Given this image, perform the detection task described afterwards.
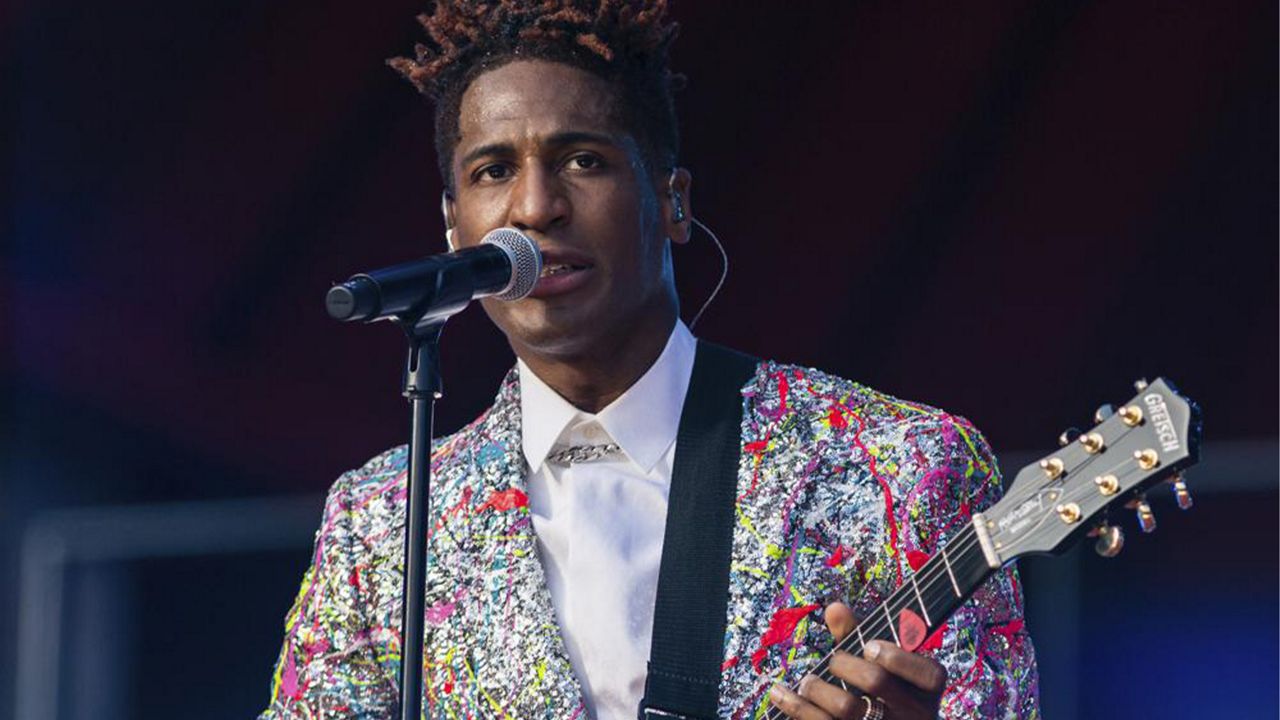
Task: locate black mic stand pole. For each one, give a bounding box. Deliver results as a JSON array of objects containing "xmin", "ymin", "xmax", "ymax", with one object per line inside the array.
[{"xmin": 396, "ymin": 319, "xmax": 443, "ymax": 720}]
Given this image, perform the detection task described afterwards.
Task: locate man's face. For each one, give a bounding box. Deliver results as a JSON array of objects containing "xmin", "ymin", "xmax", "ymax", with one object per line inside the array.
[{"xmin": 449, "ymin": 59, "xmax": 677, "ymax": 360}]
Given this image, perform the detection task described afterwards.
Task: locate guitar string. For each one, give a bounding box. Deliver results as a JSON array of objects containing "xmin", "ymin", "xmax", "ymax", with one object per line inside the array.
[{"xmin": 762, "ymin": 424, "xmax": 1154, "ymax": 717}]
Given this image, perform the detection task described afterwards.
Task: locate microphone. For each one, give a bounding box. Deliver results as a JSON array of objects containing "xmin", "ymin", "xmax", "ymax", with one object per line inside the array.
[{"xmin": 325, "ymin": 228, "xmax": 542, "ymax": 324}]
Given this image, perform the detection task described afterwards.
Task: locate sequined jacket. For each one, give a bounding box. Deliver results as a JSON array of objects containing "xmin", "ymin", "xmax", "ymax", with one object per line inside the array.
[{"xmin": 261, "ymin": 361, "xmax": 1040, "ymax": 719}]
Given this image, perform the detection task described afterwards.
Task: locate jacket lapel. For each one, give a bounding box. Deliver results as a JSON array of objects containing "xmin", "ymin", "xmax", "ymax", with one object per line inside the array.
[{"xmin": 424, "ymin": 370, "xmax": 587, "ymax": 718}]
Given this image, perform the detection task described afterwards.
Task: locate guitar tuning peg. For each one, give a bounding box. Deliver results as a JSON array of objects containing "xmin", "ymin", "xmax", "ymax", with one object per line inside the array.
[
  {"xmin": 1058, "ymin": 427, "xmax": 1081, "ymax": 447},
  {"xmin": 1134, "ymin": 378, "xmax": 1149, "ymax": 391},
  {"xmin": 1126, "ymin": 495, "xmax": 1157, "ymax": 533},
  {"xmin": 1090, "ymin": 523, "xmax": 1125, "ymax": 558},
  {"xmin": 1093, "ymin": 404, "xmax": 1115, "ymax": 424},
  {"xmin": 1171, "ymin": 473, "xmax": 1193, "ymax": 510}
]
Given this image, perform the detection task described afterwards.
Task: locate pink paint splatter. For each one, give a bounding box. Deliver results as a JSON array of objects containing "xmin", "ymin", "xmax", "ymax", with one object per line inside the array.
[{"xmin": 281, "ymin": 646, "xmax": 300, "ymax": 699}]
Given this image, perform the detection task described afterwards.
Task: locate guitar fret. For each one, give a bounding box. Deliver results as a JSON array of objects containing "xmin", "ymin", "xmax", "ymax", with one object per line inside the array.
[
  {"xmin": 941, "ymin": 545, "xmax": 963, "ymax": 597},
  {"xmin": 855, "ymin": 623, "xmax": 866, "ymax": 649},
  {"xmin": 882, "ymin": 602, "xmax": 900, "ymax": 645},
  {"xmin": 909, "ymin": 572, "xmax": 933, "ymax": 626}
]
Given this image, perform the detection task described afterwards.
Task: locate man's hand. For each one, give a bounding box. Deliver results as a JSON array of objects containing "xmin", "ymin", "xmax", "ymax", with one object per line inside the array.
[{"xmin": 768, "ymin": 602, "xmax": 947, "ymax": 719}]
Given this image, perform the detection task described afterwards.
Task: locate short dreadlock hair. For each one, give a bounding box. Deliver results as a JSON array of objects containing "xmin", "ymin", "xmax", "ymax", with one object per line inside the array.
[{"xmin": 388, "ymin": 0, "xmax": 684, "ymax": 190}]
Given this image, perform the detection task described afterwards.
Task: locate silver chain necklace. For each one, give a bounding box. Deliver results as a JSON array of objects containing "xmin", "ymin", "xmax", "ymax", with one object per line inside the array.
[{"xmin": 546, "ymin": 443, "xmax": 623, "ymax": 466}]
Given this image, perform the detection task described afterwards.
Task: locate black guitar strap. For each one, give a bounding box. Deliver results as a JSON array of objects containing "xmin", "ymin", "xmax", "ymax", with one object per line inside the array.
[{"xmin": 639, "ymin": 340, "xmax": 758, "ymax": 720}]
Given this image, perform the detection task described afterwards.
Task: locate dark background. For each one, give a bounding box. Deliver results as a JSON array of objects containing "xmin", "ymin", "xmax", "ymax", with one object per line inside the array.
[{"xmin": 4, "ymin": 1, "xmax": 1276, "ymax": 718}]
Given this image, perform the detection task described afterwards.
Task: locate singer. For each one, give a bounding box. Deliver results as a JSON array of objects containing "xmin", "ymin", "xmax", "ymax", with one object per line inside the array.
[{"xmin": 260, "ymin": 2, "xmax": 1038, "ymax": 719}]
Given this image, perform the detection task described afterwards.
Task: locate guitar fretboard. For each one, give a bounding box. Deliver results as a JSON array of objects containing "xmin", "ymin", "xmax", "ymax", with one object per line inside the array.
[{"xmin": 762, "ymin": 521, "xmax": 994, "ymax": 719}]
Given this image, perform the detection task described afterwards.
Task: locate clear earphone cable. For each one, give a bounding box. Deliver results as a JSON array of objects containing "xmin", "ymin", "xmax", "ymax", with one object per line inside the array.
[{"xmin": 688, "ymin": 216, "xmax": 728, "ymax": 330}]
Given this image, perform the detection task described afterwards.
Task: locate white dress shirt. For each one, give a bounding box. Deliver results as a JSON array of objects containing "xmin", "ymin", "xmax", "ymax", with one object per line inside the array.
[{"xmin": 519, "ymin": 321, "xmax": 696, "ymax": 720}]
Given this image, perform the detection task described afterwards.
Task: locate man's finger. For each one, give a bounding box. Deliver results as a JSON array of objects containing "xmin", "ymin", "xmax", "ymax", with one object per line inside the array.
[
  {"xmin": 769, "ymin": 683, "xmax": 834, "ymax": 720},
  {"xmin": 823, "ymin": 602, "xmax": 857, "ymax": 643},
  {"xmin": 861, "ymin": 640, "xmax": 948, "ymax": 695},
  {"xmin": 796, "ymin": 674, "xmax": 870, "ymax": 720},
  {"xmin": 827, "ymin": 651, "xmax": 924, "ymax": 713}
]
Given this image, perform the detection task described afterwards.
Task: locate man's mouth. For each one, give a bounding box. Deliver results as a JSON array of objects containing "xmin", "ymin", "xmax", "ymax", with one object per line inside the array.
[
  {"xmin": 530, "ymin": 249, "xmax": 594, "ymax": 298},
  {"xmin": 540, "ymin": 262, "xmax": 589, "ymax": 278}
]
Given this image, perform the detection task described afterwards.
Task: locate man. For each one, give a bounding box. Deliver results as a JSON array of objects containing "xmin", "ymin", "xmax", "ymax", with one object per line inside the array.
[{"xmin": 261, "ymin": 2, "xmax": 1039, "ymax": 718}]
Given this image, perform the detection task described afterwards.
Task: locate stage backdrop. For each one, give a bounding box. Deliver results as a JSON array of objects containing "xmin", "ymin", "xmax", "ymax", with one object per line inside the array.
[{"xmin": 4, "ymin": 1, "xmax": 1276, "ymax": 718}]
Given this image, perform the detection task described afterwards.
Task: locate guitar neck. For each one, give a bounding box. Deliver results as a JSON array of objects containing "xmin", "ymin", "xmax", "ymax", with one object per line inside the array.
[
  {"xmin": 812, "ymin": 520, "xmax": 996, "ymax": 677},
  {"xmin": 762, "ymin": 521, "xmax": 998, "ymax": 718}
]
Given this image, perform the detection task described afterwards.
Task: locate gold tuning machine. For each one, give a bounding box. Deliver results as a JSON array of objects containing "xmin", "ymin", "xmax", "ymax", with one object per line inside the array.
[
  {"xmin": 1134, "ymin": 448, "xmax": 1160, "ymax": 470},
  {"xmin": 1171, "ymin": 473, "xmax": 1194, "ymax": 510},
  {"xmin": 1093, "ymin": 404, "xmax": 1115, "ymax": 423},
  {"xmin": 1094, "ymin": 474, "xmax": 1120, "ymax": 495},
  {"xmin": 1079, "ymin": 432, "xmax": 1105, "ymax": 454},
  {"xmin": 1126, "ymin": 495, "xmax": 1157, "ymax": 533},
  {"xmin": 1058, "ymin": 427, "xmax": 1081, "ymax": 447},
  {"xmin": 1040, "ymin": 457, "xmax": 1065, "ymax": 480},
  {"xmin": 1118, "ymin": 405, "xmax": 1143, "ymax": 426},
  {"xmin": 1090, "ymin": 524, "xmax": 1125, "ymax": 558},
  {"xmin": 1056, "ymin": 502, "xmax": 1082, "ymax": 524}
]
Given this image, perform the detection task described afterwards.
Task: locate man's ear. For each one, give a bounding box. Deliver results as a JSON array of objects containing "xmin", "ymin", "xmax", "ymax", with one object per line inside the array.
[{"xmin": 663, "ymin": 167, "xmax": 693, "ymax": 245}]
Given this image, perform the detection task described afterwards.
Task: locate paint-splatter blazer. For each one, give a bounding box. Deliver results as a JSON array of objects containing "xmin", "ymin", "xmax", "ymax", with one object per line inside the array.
[{"xmin": 261, "ymin": 361, "xmax": 1040, "ymax": 719}]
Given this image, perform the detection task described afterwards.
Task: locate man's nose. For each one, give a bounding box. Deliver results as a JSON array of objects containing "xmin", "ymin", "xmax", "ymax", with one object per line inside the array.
[{"xmin": 508, "ymin": 165, "xmax": 569, "ymax": 233}]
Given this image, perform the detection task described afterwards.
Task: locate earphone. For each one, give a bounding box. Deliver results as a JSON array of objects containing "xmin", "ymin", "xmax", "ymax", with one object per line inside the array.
[
  {"xmin": 441, "ymin": 190, "xmax": 457, "ymax": 251},
  {"xmin": 668, "ymin": 170, "xmax": 687, "ymax": 224}
]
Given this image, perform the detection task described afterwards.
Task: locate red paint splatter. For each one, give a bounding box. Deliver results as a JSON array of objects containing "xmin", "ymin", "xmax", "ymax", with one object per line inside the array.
[
  {"xmin": 827, "ymin": 406, "xmax": 847, "ymax": 430},
  {"xmin": 761, "ymin": 604, "xmax": 821, "ymax": 646},
  {"xmin": 744, "ymin": 440, "xmax": 769, "ymax": 454},
  {"xmin": 826, "ymin": 545, "xmax": 847, "ymax": 568},
  {"xmin": 906, "ymin": 550, "xmax": 930, "ymax": 571},
  {"xmin": 476, "ymin": 488, "xmax": 528, "ymax": 513},
  {"xmin": 920, "ymin": 623, "xmax": 947, "ymax": 652},
  {"xmin": 898, "ymin": 608, "xmax": 927, "ymax": 651},
  {"xmin": 721, "ymin": 656, "xmax": 740, "ymax": 672},
  {"xmin": 844, "ymin": 407, "xmax": 904, "ymax": 586},
  {"xmin": 959, "ymin": 500, "xmax": 971, "ymax": 518},
  {"xmin": 991, "ymin": 618, "xmax": 1024, "ymax": 643},
  {"xmin": 442, "ymin": 680, "xmax": 454, "ymax": 694},
  {"xmin": 752, "ymin": 604, "xmax": 820, "ymax": 672},
  {"xmin": 874, "ymin": 475, "xmax": 903, "ymax": 585}
]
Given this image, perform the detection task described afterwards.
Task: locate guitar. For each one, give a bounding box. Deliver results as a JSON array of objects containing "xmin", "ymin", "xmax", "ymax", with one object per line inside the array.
[{"xmin": 764, "ymin": 377, "xmax": 1202, "ymax": 719}]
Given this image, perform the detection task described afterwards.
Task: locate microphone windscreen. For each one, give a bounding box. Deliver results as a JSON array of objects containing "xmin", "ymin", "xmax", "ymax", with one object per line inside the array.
[{"xmin": 482, "ymin": 228, "xmax": 542, "ymax": 301}]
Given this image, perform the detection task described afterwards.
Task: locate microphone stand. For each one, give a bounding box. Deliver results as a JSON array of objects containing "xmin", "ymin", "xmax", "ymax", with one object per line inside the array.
[
  {"xmin": 328, "ymin": 232, "xmax": 538, "ymax": 720},
  {"xmin": 396, "ymin": 318, "xmax": 442, "ymax": 720},
  {"xmin": 386, "ymin": 270, "xmax": 478, "ymax": 720}
]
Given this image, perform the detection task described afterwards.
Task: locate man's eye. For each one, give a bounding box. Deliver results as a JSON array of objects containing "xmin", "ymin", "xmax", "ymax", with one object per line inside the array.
[
  {"xmin": 475, "ymin": 164, "xmax": 511, "ymax": 182},
  {"xmin": 567, "ymin": 154, "xmax": 602, "ymax": 171}
]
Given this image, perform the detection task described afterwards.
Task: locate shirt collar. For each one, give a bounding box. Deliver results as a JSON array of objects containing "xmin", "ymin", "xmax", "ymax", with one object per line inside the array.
[{"xmin": 519, "ymin": 320, "xmax": 697, "ymax": 474}]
